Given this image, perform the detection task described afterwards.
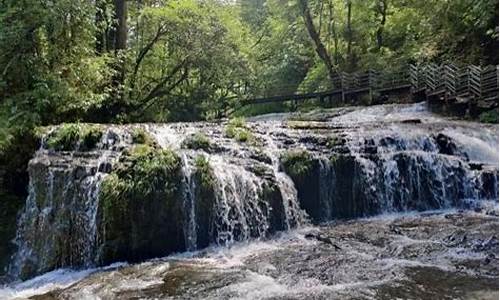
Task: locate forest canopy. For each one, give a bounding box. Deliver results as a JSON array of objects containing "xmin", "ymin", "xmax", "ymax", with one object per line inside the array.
[{"xmin": 0, "ymin": 0, "xmax": 498, "ymax": 146}]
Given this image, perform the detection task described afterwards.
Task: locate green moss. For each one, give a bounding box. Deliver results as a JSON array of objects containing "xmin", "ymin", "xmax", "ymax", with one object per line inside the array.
[
  {"xmin": 249, "ymin": 164, "xmax": 270, "ymax": 177},
  {"xmin": 182, "ymin": 133, "xmax": 212, "ymax": 151},
  {"xmin": 82, "ymin": 126, "xmax": 103, "ymax": 150},
  {"xmin": 0, "ymin": 128, "xmax": 39, "ymax": 195},
  {"xmin": 479, "ymin": 109, "xmax": 499, "ymax": 124},
  {"xmin": 46, "ymin": 123, "xmax": 103, "ymax": 151},
  {"xmin": 280, "ymin": 150, "xmax": 314, "ymax": 179},
  {"xmin": 103, "ymin": 144, "xmax": 181, "ymax": 201},
  {"xmin": 232, "ymin": 117, "xmax": 248, "ymax": 127}
]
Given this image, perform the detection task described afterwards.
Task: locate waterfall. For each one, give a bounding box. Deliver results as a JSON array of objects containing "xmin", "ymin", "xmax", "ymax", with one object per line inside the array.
[{"xmin": 6, "ymin": 103, "xmax": 499, "ymax": 281}]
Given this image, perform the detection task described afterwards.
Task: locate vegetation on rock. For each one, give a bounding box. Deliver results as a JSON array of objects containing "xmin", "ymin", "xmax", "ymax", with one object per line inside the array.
[
  {"xmin": 280, "ymin": 150, "xmax": 315, "ymax": 179},
  {"xmin": 194, "ymin": 155, "xmax": 214, "ymax": 187},
  {"xmin": 225, "ymin": 117, "xmax": 255, "ymax": 144},
  {"xmin": 193, "ymin": 154, "xmax": 217, "ymax": 248}
]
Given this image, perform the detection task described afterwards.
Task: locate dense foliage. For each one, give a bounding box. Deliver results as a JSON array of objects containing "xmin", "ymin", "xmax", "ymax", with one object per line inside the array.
[{"xmin": 0, "ymin": 0, "xmax": 498, "ymax": 148}]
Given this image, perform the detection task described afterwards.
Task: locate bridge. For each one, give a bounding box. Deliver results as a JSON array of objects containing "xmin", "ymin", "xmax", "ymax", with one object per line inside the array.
[{"xmin": 232, "ymin": 63, "xmax": 498, "ymax": 116}]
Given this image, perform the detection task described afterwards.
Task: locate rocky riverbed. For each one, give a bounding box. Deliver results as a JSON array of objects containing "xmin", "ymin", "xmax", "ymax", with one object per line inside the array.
[{"xmin": 3, "ymin": 203, "xmax": 498, "ymax": 300}]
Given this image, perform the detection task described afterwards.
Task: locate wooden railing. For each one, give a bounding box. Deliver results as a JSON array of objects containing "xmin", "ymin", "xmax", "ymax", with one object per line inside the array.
[{"xmin": 233, "ymin": 63, "xmax": 498, "ymax": 113}]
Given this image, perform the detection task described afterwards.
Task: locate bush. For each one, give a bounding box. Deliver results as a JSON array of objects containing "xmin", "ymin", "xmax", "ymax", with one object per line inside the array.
[
  {"xmin": 479, "ymin": 109, "xmax": 499, "ymax": 124},
  {"xmin": 46, "ymin": 123, "xmax": 103, "ymax": 151},
  {"xmin": 280, "ymin": 150, "xmax": 314, "ymax": 179}
]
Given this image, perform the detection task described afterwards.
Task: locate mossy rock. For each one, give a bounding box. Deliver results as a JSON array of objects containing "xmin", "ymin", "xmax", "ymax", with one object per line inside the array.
[
  {"xmin": 98, "ymin": 144, "xmax": 185, "ymax": 264},
  {"xmin": 46, "ymin": 123, "xmax": 103, "ymax": 151},
  {"xmin": 0, "ymin": 128, "xmax": 39, "ymax": 195},
  {"xmin": 182, "ymin": 133, "xmax": 213, "ymax": 152},
  {"xmin": 280, "ymin": 150, "xmax": 314, "ymax": 179}
]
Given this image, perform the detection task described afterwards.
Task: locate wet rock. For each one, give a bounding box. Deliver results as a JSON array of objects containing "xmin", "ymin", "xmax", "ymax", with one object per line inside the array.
[
  {"xmin": 435, "ymin": 133, "xmax": 458, "ymax": 156},
  {"xmin": 400, "ymin": 119, "xmax": 422, "ymax": 124},
  {"xmin": 469, "ymin": 162, "xmax": 484, "ymax": 170},
  {"xmin": 305, "ymin": 233, "xmax": 342, "ymax": 250}
]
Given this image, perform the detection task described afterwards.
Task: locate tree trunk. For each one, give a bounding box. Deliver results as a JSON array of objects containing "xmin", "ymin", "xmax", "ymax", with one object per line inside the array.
[
  {"xmin": 346, "ymin": 0, "xmax": 354, "ymax": 71},
  {"xmin": 95, "ymin": 0, "xmax": 107, "ymax": 54},
  {"xmin": 110, "ymin": 0, "xmax": 128, "ymax": 109},
  {"xmin": 298, "ymin": 0, "xmax": 337, "ymax": 85},
  {"xmin": 328, "ymin": 0, "xmax": 339, "ymax": 65},
  {"xmin": 114, "ymin": 0, "xmax": 128, "ymax": 51},
  {"xmin": 376, "ymin": 0, "xmax": 387, "ymax": 49}
]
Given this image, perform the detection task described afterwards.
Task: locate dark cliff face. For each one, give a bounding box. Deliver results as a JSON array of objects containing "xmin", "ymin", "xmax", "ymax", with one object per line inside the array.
[{"xmin": 5, "ymin": 103, "xmax": 499, "ymax": 281}]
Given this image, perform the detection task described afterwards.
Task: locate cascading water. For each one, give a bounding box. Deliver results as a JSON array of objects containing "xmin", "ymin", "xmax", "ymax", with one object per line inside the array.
[
  {"xmin": 150, "ymin": 124, "xmax": 305, "ymax": 247},
  {"xmin": 4, "ymin": 102, "xmax": 498, "ymax": 283}
]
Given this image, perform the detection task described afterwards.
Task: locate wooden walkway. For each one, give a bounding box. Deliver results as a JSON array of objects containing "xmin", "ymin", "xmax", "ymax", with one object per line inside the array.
[{"xmin": 234, "ymin": 63, "xmax": 498, "ymax": 113}]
